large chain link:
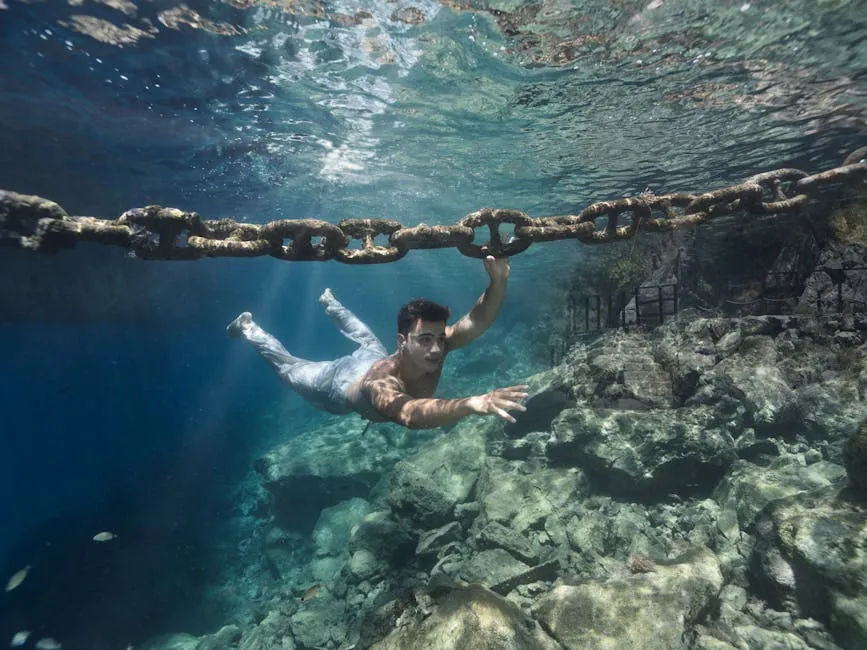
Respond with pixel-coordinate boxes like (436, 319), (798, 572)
(1, 148), (865, 263)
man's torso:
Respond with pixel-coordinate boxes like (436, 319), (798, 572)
(345, 354), (443, 421)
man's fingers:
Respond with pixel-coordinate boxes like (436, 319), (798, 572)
(496, 395), (527, 404)
(482, 385), (530, 421)
(493, 399), (526, 412)
(494, 385), (528, 394)
(495, 388), (528, 401)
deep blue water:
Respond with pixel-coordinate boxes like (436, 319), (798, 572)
(1, 0), (866, 646)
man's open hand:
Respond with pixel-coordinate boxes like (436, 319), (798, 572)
(469, 385), (528, 423)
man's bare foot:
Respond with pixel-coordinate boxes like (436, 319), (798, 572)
(226, 311), (253, 338)
(319, 288), (336, 308)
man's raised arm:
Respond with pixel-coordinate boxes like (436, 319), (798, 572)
(364, 377), (527, 430)
(446, 255), (511, 351)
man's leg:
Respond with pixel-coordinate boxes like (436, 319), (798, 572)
(227, 311), (336, 410)
(319, 288), (387, 355)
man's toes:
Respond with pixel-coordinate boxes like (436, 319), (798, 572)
(319, 288), (335, 305)
(227, 311), (253, 338)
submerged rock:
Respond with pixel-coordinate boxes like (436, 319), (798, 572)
(313, 498), (372, 557)
(477, 521), (539, 565)
(586, 332), (676, 408)
(690, 335), (798, 434)
(845, 421), (867, 499)
(415, 522), (462, 564)
(548, 405), (737, 500)
(503, 389), (575, 437)
(388, 424), (486, 527)
(254, 421), (434, 531)
(196, 626), (242, 650)
(751, 487), (867, 649)
(370, 583), (560, 649)
(237, 611), (294, 650)
(349, 510), (416, 561)
(227, 313), (867, 650)
(456, 548), (531, 588)
(140, 634), (199, 650)
(141, 626), (242, 650)
(532, 547), (723, 650)
(290, 596), (347, 649)
(714, 458), (847, 541)
(794, 379), (865, 447)
(479, 459), (588, 533)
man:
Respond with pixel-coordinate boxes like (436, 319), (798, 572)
(227, 255), (527, 429)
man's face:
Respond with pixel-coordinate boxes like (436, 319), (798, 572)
(400, 319), (447, 373)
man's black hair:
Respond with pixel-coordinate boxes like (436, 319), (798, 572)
(397, 298), (451, 335)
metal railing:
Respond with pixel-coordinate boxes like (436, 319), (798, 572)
(548, 265), (867, 364)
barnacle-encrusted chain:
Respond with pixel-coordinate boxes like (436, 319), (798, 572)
(1, 148), (865, 264)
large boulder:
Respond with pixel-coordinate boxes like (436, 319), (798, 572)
(532, 547), (724, 650)
(793, 380), (866, 448)
(479, 458), (588, 533)
(348, 510), (416, 558)
(548, 405), (737, 500)
(585, 331), (677, 407)
(750, 487), (867, 649)
(313, 498), (372, 558)
(690, 335), (798, 434)
(345, 510), (416, 581)
(290, 596), (348, 649)
(307, 498), (374, 584)
(454, 548), (531, 589)
(255, 420), (433, 531)
(388, 424), (486, 528)
(370, 583), (560, 649)
(238, 611), (295, 650)
(714, 458), (847, 542)
(477, 521), (540, 565)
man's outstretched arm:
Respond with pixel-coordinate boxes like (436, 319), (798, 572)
(446, 254), (510, 351)
(364, 377), (527, 430)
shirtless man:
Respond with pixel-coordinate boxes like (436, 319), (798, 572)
(227, 255), (527, 429)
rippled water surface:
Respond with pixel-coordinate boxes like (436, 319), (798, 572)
(2, 0), (865, 223)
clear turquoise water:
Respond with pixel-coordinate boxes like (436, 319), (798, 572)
(0, 0), (865, 646)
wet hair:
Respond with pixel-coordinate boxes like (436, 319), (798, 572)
(397, 298), (451, 335)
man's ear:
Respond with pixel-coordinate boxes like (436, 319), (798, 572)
(397, 333), (407, 349)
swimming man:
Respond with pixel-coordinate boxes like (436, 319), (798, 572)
(227, 255), (527, 429)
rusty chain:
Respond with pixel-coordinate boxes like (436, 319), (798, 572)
(1, 148), (865, 264)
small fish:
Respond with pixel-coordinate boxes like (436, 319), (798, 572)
(10, 631), (31, 647)
(301, 584), (322, 601)
(35, 638), (62, 650)
(92, 531), (117, 542)
(5, 566), (30, 592)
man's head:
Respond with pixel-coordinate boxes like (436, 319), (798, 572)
(397, 299), (451, 374)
